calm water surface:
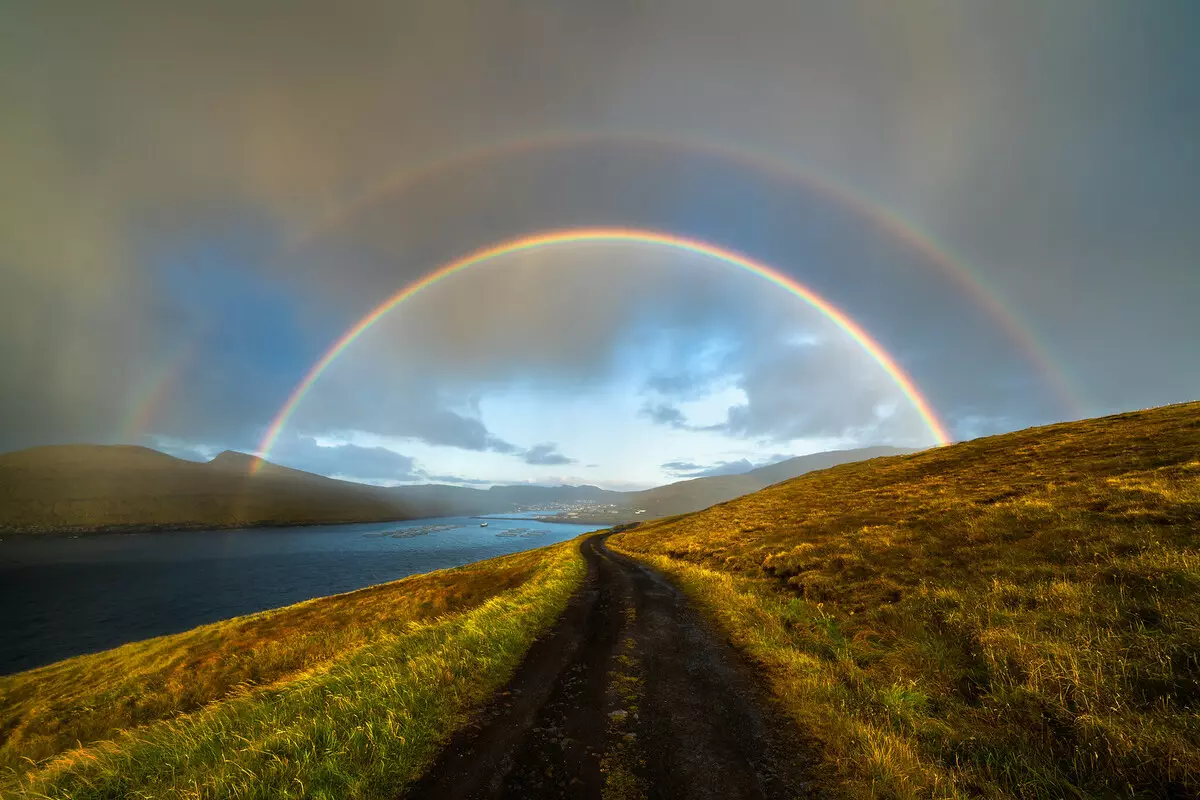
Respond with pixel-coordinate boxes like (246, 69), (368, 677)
(0, 515), (599, 674)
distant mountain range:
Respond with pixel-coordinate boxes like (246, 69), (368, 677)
(0, 444), (916, 533)
(626, 446), (916, 517)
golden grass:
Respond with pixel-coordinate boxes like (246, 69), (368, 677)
(0, 538), (587, 798)
(611, 402), (1200, 799)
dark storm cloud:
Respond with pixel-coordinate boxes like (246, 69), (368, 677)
(523, 443), (575, 466)
(2, 1), (1197, 460)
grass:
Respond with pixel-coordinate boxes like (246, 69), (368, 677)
(610, 401), (1200, 799)
(0, 537), (588, 798)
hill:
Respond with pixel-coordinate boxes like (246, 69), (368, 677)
(0, 445), (422, 532)
(0, 445), (633, 532)
(0, 443), (908, 533)
(627, 445), (914, 517)
(610, 401), (1200, 797)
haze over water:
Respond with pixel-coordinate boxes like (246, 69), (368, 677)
(0, 516), (599, 674)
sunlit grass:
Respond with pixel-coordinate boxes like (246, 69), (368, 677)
(611, 401), (1200, 798)
(1, 539), (587, 798)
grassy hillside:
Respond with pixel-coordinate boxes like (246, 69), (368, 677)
(628, 446), (914, 517)
(0, 539), (587, 797)
(748, 446), (915, 486)
(611, 402), (1200, 798)
(0, 445), (422, 532)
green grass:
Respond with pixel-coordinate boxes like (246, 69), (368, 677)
(610, 402), (1200, 799)
(1, 538), (588, 798)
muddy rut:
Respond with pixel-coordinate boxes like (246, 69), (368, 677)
(407, 533), (817, 799)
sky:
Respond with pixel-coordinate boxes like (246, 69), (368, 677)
(2, 1), (1198, 489)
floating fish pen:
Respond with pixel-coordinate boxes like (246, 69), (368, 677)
(494, 527), (552, 538)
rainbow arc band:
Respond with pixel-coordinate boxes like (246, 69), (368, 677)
(253, 227), (951, 473)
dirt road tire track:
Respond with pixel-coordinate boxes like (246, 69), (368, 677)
(407, 533), (817, 799)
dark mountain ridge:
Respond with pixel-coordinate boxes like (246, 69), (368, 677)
(0, 444), (919, 533)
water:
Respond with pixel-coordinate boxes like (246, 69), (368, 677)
(0, 515), (600, 675)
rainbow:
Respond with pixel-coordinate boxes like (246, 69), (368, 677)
(283, 131), (1081, 416)
(119, 338), (200, 444)
(254, 227), (951, 472)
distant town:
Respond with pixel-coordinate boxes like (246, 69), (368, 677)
(486, 501), (648, 526)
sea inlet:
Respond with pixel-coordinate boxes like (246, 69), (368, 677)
(0, 515), (600, 674)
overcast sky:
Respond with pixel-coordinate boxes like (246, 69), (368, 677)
(2, 1), (1197, 488)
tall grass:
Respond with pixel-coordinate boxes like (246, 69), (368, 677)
(611, 402), (1200, 799)
(1, 539), (586, 798)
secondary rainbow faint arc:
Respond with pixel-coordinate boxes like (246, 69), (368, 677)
(119, 337), (201, 444)
(253, 228), (951, 472)
(284, 131), (1082, 416)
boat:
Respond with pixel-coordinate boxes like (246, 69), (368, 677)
(480, 521), (488, 527)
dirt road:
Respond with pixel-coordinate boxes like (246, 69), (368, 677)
(408, 533), (817, 799)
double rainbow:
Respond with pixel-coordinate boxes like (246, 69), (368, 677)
(253, 227), (951, 472)
(286, 131), (1080, 416)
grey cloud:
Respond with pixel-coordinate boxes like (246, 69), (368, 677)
(395, 410), (517, 454)
(486, 436), (521, 455)
(523, 443), (576, 466)
(645, 370), (721, 400)
(661, 458), (755, 478)
(291, 380), (520, 454)
(711, 339), (914, 443)
(149, 437), (219, 463)
(638, 334), (928, 445)
(640, 403), (690, 429)
(661, 460), (704, 472)
(271, 437), (423, 482)
(422, 474), (495, 487)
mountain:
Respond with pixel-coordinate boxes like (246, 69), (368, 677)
(0, 445), (420, 532)
(627, 446), (917, 517)
(385, 483), (628, 517)
(0, 445), (631, 532)
(0, 444), (917, 533)
(486, 483), (625, 507)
